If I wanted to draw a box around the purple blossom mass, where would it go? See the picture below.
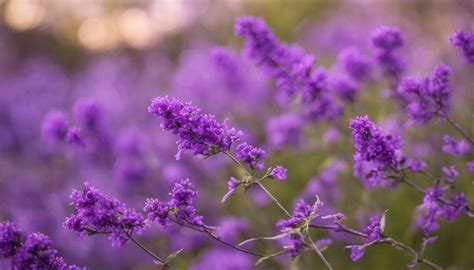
[451,30,474,65]
[371,26,405,80]
[442,135,470,156]
[1,3,473,270]
[271,166,288,181]
[64,182,147,247]
[148,96,242,159]
[349,115,402,168]
[144,179,204,228]
[235,142,266,170]
[397,64,452,123]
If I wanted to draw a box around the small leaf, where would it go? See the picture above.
[380,210,389,233]
[239,233,288,246]
[255,256,271,266]
[165,248,184,263]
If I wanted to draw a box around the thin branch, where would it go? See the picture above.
[255,182,292,218]
[444,114,474,145]
[306,234,334,270]
[125,232,167,265]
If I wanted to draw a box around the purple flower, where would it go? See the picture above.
[235,16,342,120]
[444,193,468,222]
[145,179,204,228]
[270,166,288,181]
[416,186,469,234]
[329,74,360,103]
[363,215,383,241]
[235,16,314,101]
[65,127,85,147]
[350,246,365,261]
[0,221,21,258]
[371,26,405,80]
[41,110,69,142]
[405,158,428,172]
[73,98,104,133]
[235,142,266,170]
[143,199,171,227]
[450,30,474,65]
[467,161,474,172]
[349,115,403,168]
[64,182,147,247]
[442,165,458,184]
[221,177,240,203]
[148,96,242,159]
[338,47,372,82]
[397,64,452,123]
[277,199,321,257]
[266,114,303,148]
[442,135,470,156]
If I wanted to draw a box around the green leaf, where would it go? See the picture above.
[165,248,184,263]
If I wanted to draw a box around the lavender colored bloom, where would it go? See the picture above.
[363,215,382,241]
[65,127,85,147]
[442,165,458,184]
[329,74,360,103]
[444,193,468,222]
[350,246,365,261]
[221,177,240,203]
[416,186,469,234]
[216,218,248,242]
[397,64,452,123]
[324,127,341,143]
[13,233,67,269]
[235,16,314,101]
[315,238,333,250]
[467,161,474,172]
[235,16,342,120]
[349,115,402,168]
[64,182,147,247]
[41,111,69,142]
[148,96,242,159]
[371,26,405,80]
[442,135,470,156]
[338,47,372,82]
[73,98,104,133]
[143,199,171,227]
[405,158,428,172]
[144,179,204,228]
[266,114,303,148]
[235,142,266,170]
[277,199,321,257]
[0,221,21,258]
[270,166,288,181]
[450,30,474,65]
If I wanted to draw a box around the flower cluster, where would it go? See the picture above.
[235,142,266,170]
[416,185,469,234]
[64,182,147,247]
[42,110,84,146]
[270,166,288,181]
[450,30,474,65]
[277,199,322,257]
[442,135,470,157]
[0,221,82,269]
[235,16,342,121]
[338,47,372,83]
[371,26,405,81]
[144,179,204,228]
[349,115,402,169]
[397,64,452,123]
[148,96,242,159]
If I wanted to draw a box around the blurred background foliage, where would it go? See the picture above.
[0,0,473,269]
